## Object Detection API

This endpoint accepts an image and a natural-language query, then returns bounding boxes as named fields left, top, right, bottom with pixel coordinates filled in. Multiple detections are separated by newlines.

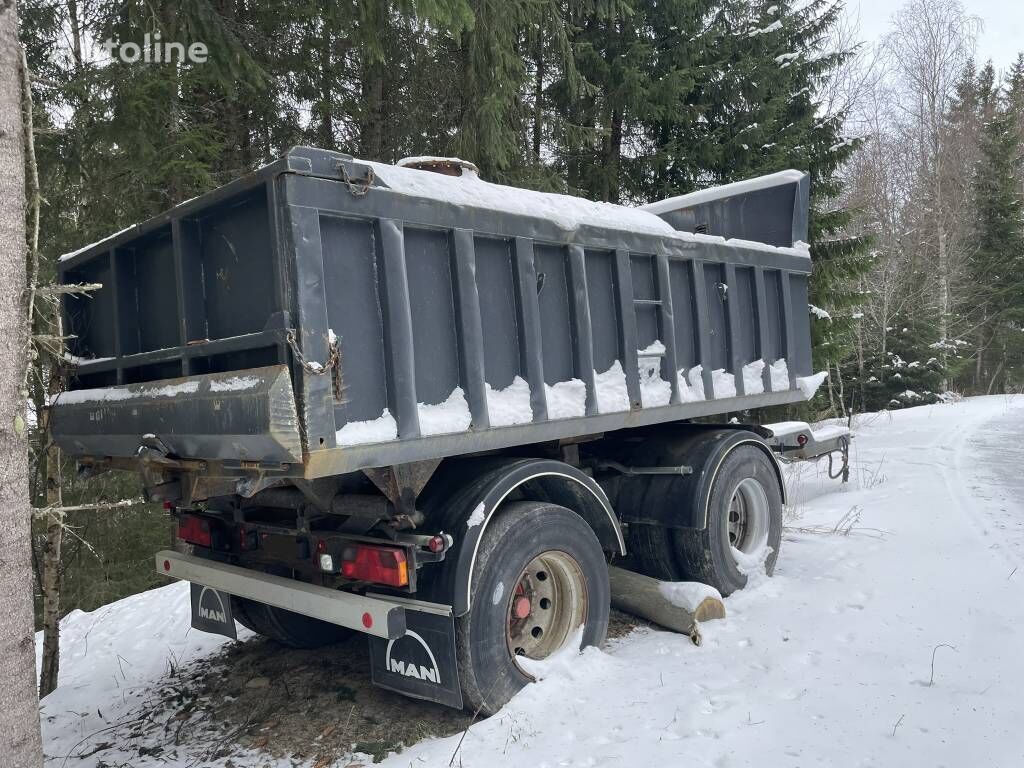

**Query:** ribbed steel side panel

left=55, top=147, right=813, bottom=473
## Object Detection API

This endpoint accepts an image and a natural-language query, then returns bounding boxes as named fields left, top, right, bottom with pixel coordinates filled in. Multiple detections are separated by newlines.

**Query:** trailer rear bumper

left=158, top=550, right=464, bottom=707
left=760, top=421, right=851, bottom=460
left=154, top=550, right=437, bottom=640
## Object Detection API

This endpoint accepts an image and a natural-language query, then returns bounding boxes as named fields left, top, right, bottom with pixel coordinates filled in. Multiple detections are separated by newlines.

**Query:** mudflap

left=368, top=610, right=462, bottom=709
left=190, top=583, right=237, bottom=640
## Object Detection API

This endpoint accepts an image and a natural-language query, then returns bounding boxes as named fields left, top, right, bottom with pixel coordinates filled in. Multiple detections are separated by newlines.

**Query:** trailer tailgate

left=50, top=365, right=302, bottom=464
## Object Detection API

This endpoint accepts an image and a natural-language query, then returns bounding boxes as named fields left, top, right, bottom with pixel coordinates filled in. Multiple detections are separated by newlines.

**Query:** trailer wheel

left=673, top=445, right=782, bottom=595
left=456, top=501, right=609, bottom=715
left=232, top=597, right=352, bottom=649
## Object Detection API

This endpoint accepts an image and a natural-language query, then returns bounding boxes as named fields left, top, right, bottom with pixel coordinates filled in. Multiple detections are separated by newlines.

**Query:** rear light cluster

left=177, top=515, right=212, bottom=547
left=318, top=540, right=409, bottom=587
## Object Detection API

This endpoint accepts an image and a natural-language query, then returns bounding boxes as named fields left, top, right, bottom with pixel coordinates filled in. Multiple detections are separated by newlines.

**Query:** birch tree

left=884, top=0, right=979, bottom=357
left=0, top=0, right=44, bottom=764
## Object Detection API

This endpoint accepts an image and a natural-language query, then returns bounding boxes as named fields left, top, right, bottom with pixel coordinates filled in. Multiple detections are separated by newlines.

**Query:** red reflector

left=340, top=544, right=409, bottom=587
left=362, top=612, right=373, bottom=629
left=428, top=535, right=445, bottom=553
left=177, top=515, right=212, bottom=547
left=163, top=559, right=171, bottom=572
left=797, top=434, right=809, bottom=447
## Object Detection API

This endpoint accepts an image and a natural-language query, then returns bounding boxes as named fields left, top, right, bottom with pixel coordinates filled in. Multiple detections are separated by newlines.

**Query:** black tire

left=626, top=444, right=783, bottom=595
left=231, top=597, right=352, bottom=648
left=456, top=501, right=610, bottom=715
left=672, top=444, right=783, bottom=595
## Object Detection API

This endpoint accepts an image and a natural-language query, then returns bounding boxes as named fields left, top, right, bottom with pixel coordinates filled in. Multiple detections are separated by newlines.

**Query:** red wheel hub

left=513, top=595, right=532, bottom=619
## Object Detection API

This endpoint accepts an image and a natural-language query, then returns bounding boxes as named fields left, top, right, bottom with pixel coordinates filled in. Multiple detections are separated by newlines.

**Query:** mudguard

left=418, top=457, right=626, bottom=616
left=614, top=427, right=785, bottom=530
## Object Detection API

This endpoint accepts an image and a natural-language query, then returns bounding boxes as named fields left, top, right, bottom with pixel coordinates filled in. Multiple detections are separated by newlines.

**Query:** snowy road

left=961, top=402, right=1024, bottom=569
left=381, top=395, right=1024, bottom=768
left=39, top=396, right=1024, bottom=767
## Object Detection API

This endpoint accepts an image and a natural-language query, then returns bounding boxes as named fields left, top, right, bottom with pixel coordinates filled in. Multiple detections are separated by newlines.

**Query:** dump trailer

left=53, top=148, right=841, bottom=714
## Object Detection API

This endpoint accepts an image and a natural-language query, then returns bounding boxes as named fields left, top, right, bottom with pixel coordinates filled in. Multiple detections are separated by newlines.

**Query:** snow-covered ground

left=39, top=396, right=1024, bottom=767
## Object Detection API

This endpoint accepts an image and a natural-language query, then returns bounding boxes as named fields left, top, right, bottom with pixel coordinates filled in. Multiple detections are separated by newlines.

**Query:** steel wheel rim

left=506, top=550, right=588, bottom=672
left=727, top=477, right=770, bottom=557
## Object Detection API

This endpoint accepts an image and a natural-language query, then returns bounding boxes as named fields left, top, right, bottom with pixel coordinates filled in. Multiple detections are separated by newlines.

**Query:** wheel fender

left=418, top=458, right=625, bottom=616
left=617, top=427, right=785, bottom=530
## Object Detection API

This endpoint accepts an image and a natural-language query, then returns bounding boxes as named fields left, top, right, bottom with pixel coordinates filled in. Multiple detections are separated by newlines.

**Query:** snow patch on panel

left=712, top=369, right=736, bottom=398
left=743, top=360, right=766, bottom=395
left=57, top=380, right=199, bottom=405
left=638, top=340, right=671, bottom=407
left=796, top=371, right=829, bottom=399
left=418, top=387, right=472, bottom=436
left=335, top=409, right=398, bottom=446
left=209, top=376, right=261, bottom=393
left=677, top=365, right=706, bottom=402
left=770, top=359, right=790, bottom=390
left=594, top=361, right=630, bottom=413
left=545, top=379, right=587, bottom=420
left=485, top=376, right=533, bottom=427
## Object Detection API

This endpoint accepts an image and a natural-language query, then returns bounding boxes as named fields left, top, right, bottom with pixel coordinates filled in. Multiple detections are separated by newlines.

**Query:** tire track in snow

left=943, top=397, right=1024, bottom=572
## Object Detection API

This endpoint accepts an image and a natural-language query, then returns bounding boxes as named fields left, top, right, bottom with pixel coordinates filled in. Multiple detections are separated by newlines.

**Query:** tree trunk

left=38, top=409, right=64, bottom=698
left=834, top=360, right=847, bottom=418
left=975, top=326, right=984, bottom=390
left=66, top=0, right=82, bottom=67
left=825, top=359, right=837, bottom=415
left=318, top=19, right=335, bottom=150
left=609, top=107, right=623, bottom=204
left=933, top=107, right=950, bottom=391
left=608, top=566, right=725, bottom=637
left=0, top=3, right=45, bottom=763
left=532, top=36, right=543, bottom=162
left=361, top=69, right=384, bottom=160
left=937, top=215, right=949, bottom=387
left=986, top=357, right=1005, bottom=395
left=855, top=316, right=866, bottom=410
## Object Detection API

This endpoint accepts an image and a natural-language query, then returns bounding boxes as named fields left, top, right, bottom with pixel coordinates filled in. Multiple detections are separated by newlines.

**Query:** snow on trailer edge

left=331, top=358, right=829, bottom=447
left=58, top=159, right=811, bottom=263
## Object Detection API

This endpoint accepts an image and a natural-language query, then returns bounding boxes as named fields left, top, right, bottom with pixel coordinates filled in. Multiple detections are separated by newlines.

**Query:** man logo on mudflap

left=197, top=586, right=228, bottom=624
left=385, top=630, right=441, bottom=685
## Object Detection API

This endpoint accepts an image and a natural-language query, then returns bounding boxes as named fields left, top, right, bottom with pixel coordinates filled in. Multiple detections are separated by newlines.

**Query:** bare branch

left=37, top=282, right=103, bottom=296
left=32, top=498, right=147, bottom=517
left=20, top=42, right=40, bottom=394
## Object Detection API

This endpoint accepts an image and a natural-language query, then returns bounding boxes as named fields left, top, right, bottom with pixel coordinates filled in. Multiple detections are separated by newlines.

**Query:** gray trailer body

left=53, top=147, right=813, bottom=479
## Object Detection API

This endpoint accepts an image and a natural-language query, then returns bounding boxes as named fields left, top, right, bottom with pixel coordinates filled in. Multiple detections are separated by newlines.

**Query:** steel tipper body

left=51, top=148, right=823, bottom=714
left=53, top=147, right=813, bottom=477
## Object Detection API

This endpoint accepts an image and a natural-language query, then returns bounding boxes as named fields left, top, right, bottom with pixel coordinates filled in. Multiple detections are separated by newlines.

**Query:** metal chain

left=286, top=330, right=344, bottom=400
left=336, top=161, right=375, bottom=197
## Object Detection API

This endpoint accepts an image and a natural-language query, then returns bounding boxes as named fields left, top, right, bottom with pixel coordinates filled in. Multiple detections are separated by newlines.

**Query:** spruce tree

left=969, top=75, right=1024, bottom=392
left=699, top=0, right=874, bottom=403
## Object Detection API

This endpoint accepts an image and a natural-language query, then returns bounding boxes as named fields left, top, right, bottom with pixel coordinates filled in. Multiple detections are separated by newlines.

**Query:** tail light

left=177, top=515, right=212, bottom=547
left=326, top=543, right=409, bottom=587
left=238, top=526, right=259, bottom=551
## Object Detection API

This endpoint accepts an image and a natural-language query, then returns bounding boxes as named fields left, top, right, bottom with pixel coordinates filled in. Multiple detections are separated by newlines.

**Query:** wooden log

left=608, top=565, right=725, bottom=644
